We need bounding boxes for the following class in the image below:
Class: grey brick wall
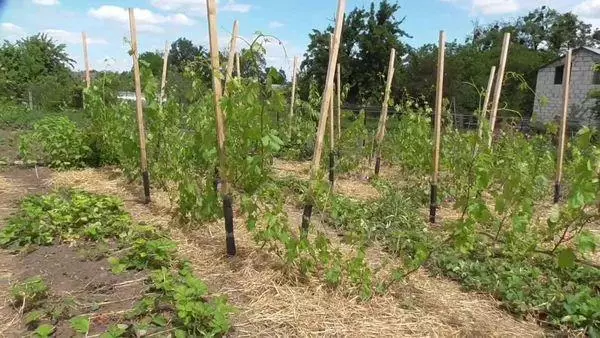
[532,48,600,126]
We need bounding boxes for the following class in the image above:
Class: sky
[0,0,599,76]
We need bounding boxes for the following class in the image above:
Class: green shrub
[0,189,131,248]
[19,116,90,169]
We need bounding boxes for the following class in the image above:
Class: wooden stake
[225,20,239,90]
[82,32,91,89]
[329,85,335,187]
[430,31,446,224]
[160,40,169,107]
[336,63,342,140]
[478,66,496,138]
[374,48,396,176]
[302,0,346,232]
[235,52,241,78]
[28,90,33,110]
[290,56,298,119]
[128,9,151,204]
[555,49,572,204]
[207,0,236,256]
[488,33,510,147]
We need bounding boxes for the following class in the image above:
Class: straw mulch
[49,168,545,337]
[273,159,380,201]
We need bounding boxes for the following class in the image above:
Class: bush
[19,116,90,169]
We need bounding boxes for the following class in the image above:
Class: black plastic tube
[142,171,151,204]
[429,184,437,223]
[301,204,313,232]
[223,195,236,256]
[554,182,561,204]
[374,156,381,176]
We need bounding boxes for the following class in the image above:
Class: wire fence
[341,104,599,136]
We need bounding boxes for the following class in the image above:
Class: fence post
[207,0,236,256]
[488,33,510,147]
[478,66,496,138]
[430,31,446,224]
[224,20,239,93]
[302,0,346,232]
[128,8,151,204]
[160,40,170,108]
[555,49,573,204]
[374,48,396,176]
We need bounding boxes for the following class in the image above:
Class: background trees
[0,33,79,109]
[298,2,600,119]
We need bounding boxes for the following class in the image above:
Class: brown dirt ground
[0,130,20,162]
[0,167,147,337]
[48,167,546,337]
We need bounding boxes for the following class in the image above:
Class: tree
[299,1,411,104]
[0,33,77,108]
[139,51,164,78]
[239,46,267,80]
[169,38,206,73]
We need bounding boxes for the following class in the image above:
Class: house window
[593,63,600,85]
[554,65,564,85]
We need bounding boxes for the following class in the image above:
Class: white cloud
[150,0,207,15]
[43,29,108,45]
[471,0,519,15]
[441,0,575,16]
[574,0,600,18]
[222,0,252,13]
[0,22,24,34]
[88,5,195,33]
[269,21,284,29]
[32,0,60,5]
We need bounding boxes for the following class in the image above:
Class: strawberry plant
[19,116,90,169]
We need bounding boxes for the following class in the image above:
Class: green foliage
[144,265,233,336]
[0,34,79,109]
[300,1,410,104]
[11,277,48,312]
[34,324,55,338]
[4,188,233,337]
[0,189,131,248]
[69,316,90,335]
[110,238,178,273]
[19,116,90,169]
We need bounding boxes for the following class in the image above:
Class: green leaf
[575,231,597,253]
[69,316,90,334]
[557,248,576,269]
[35,324,55,338]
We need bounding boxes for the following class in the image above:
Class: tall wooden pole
[488,33,510,147]
[224,20,239,91]
[430,31,446,224]
[235,52,241,78]
[555,49,573,204]
[128,9,151,204]
[207,0,236,256]
[478,66,496,139]
[328,38,336,187]
[374,48,396,176]
[329,84,335,187]
[336,63,342,140]
[301,0,346,232]
[160,40,169,107]
[289,56,298,119]
[82,32,91,89]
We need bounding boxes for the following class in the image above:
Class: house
[533,47,600,127]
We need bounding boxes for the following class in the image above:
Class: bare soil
[0,167,147,337]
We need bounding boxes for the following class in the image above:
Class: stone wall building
[533,47,600,127]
